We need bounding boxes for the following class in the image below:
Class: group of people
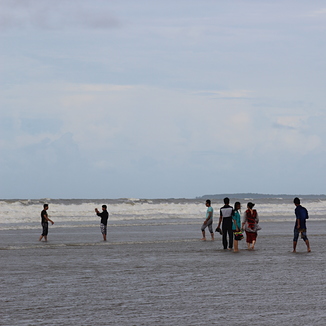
[39,204,109,242]
[39,197,311,253]
[201,197,260,252]
[201,197,311,253]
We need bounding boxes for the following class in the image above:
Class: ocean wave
[1,197,326,229]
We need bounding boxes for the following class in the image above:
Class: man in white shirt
[217,197,233,250]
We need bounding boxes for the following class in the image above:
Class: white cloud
[0,0,119,30]
[65,84,134,93]
[275,115,308,129]
[308,8,326,17]
[2,81,322,162]
[284,132,321,153]
[256,115,322,156]
[193,89,254,99]
[1,1,326,197]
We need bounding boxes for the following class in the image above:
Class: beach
[1,217,325,326]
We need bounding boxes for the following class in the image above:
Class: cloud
[2,81,322,162]
[308,8,326,17]
[253,113,322,156]
[1,0,326,197]
[65,84,134,93]
[273,115,307,130]
[193,89,254,99]
[0,0,119,30]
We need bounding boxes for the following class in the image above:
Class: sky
[1,0,326,199]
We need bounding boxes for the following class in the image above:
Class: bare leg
[210,232,214,241]
[251,240,256,250]
[293,241,297,252]
[201,230,206,241]
[39,235,43,241]
[305,239,311,252]
[234,240,239,252]
[44,236,47,242]
[247,242,251,249]
[103,234,107,241]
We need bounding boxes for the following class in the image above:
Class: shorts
[41,222,48,236]
[100,223,107,235]
[201,219,213,233]
[293,228,308,242]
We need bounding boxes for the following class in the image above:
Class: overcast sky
[1,0,326,199]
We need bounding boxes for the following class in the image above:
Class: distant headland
[196,193,326,200]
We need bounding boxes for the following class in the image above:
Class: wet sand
[1,219,326,325]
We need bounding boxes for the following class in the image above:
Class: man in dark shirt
[95,205,109,241]
[293,197,311,253]
[39,204,54,242]
[217,197,234,250]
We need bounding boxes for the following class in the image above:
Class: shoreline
[1,219,325,250]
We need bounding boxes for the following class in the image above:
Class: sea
[1,195,326,325]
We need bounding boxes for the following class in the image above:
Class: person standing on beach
[201,199,214,241]
[232,202,242,252]
[95,205,109,241]
[293,197,311,253]
[39,204,54,242]
[242,202,259,250]
[217,197,234,250]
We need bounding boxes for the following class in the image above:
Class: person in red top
[242,202,259,250]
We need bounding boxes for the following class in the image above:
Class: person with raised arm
[95,205,109,241]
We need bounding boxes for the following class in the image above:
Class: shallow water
[1,219,325,325]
